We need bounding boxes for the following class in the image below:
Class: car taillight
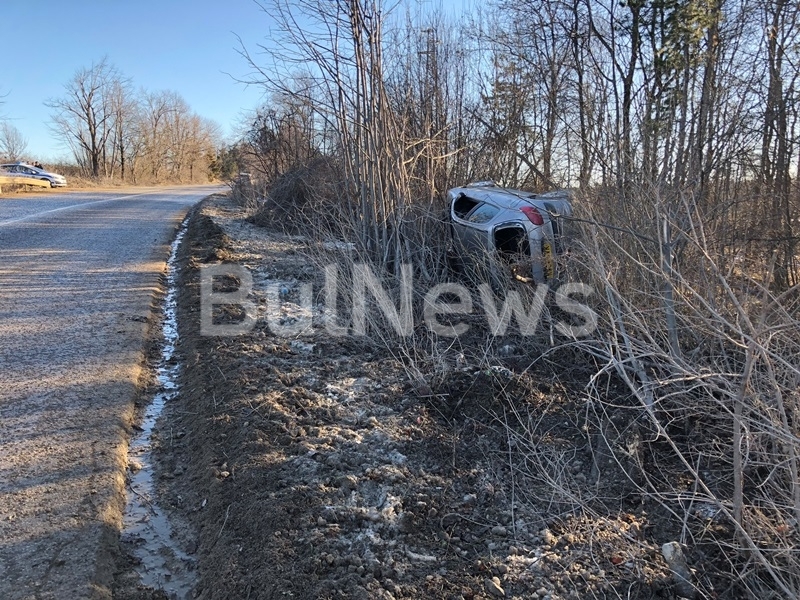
[520,206,544,226]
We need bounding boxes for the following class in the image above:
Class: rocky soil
[117,193,695,599]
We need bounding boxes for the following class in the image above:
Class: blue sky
[1,0,469,163]
[1,0,278,161]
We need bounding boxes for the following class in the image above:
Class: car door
[450,195,478,250]
[9,165,32,179]
[455,201,500,255]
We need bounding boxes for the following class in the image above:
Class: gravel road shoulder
[140,194,684,599]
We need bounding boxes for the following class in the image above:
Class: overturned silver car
[447,182,573,284]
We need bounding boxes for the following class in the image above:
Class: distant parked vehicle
[0,162,68,188]
[447,181,573,284]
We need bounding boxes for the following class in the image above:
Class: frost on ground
[148,194,691,599]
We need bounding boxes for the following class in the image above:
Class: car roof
[1,162,37,169]
[448,183,536,210]
[536,190,573,201]
[5,162,49,173]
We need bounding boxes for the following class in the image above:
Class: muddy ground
[113,193,701,599]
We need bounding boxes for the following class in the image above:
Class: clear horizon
[2,0,278,161]
[1,0,467,164]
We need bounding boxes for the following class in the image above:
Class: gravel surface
[0,186,221,599]
[145,194,681,599]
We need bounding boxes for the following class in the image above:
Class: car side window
[452,195,480,220]
[467,203,500,224]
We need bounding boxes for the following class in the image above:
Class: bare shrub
[248,157,351,235]
[245,160,800,595]
[567,184,800,598]
[228,172,263,210]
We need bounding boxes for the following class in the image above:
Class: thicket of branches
[239,0,798,286]
[45,57,221,183]
[236,0,799,596]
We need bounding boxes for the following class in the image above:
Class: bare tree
[46,57,123,177]
[241,0,406,265]
[107,78,138,181]
[130,89,218,183]
[0,122,27,161]
[137,90,179,181]
[759,0,800,288]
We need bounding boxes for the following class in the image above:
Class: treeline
[47,58,220,184]
[234,0,799,288]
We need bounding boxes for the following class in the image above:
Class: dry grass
[242,171,800,597]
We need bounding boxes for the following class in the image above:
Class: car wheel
[41,178,54,188]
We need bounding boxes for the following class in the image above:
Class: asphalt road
[0,186,221,599]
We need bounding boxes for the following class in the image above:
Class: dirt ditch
[115,193,698,599]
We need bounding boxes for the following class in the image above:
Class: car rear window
[453,195,480,219]
[467,203,500,224]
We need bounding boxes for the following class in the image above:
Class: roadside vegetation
[205,1,800,598]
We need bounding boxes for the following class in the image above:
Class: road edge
[100,227,177,599]
[108,196,221,599]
